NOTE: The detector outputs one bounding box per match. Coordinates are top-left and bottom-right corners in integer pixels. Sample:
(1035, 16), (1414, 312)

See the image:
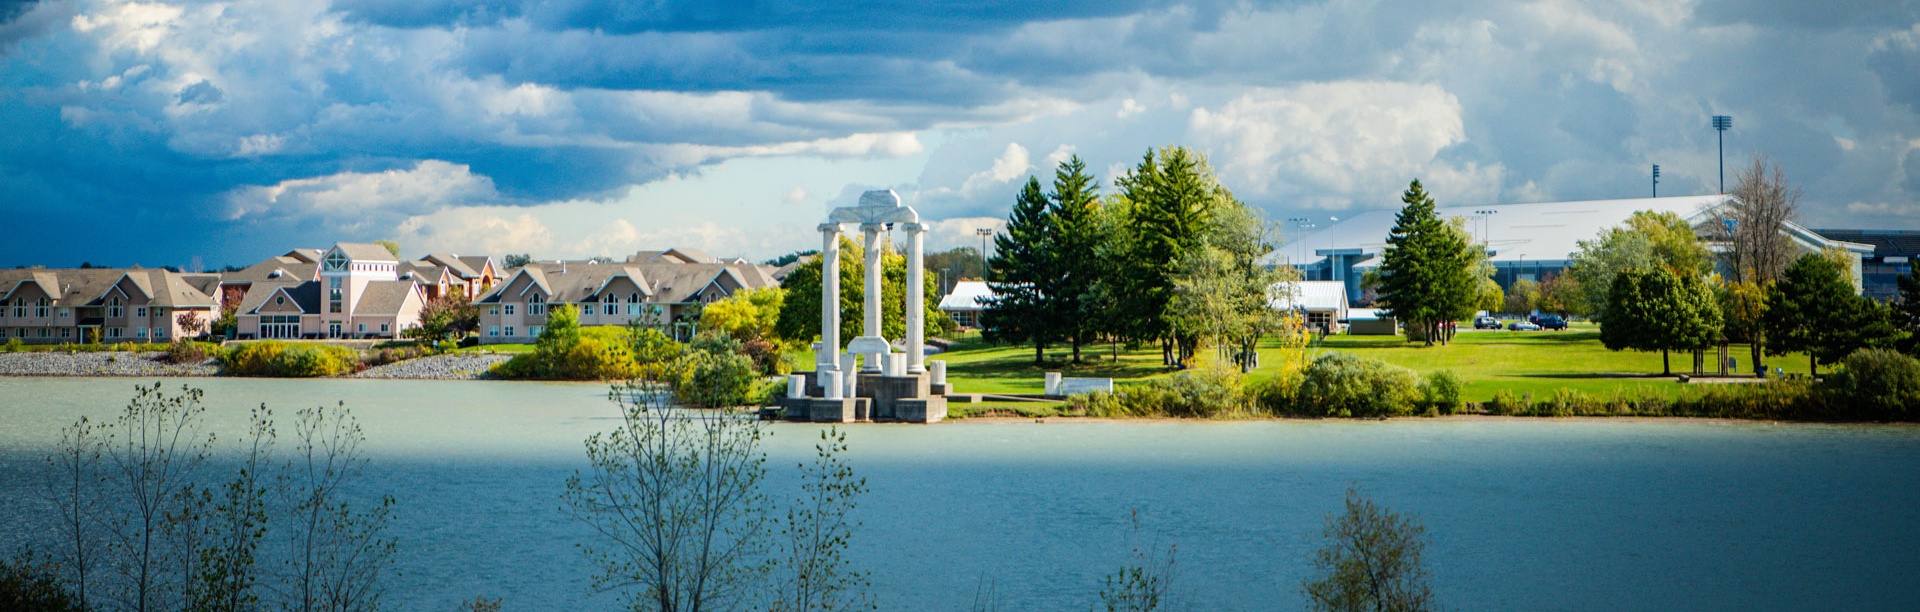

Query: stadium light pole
(1287, 217), (1315, 274)
(976, 227), (993, 277)
(1712, 115), (1732, 194)
(1652, 164), (1661, 197)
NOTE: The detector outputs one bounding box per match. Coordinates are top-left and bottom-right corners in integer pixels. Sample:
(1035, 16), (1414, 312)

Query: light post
(1712, 115), (1732, 194)
(1328, 216), (1340, 288)
(976, 227), (993, 278)
(1652, 164), (1661, 197)
(1287, 217), (1315, 275)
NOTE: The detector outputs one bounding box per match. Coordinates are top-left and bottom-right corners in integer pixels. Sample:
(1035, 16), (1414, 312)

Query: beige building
(476, 254), (780, 344)
(0, 268), (220, 344)
(232, 243), (428, 340)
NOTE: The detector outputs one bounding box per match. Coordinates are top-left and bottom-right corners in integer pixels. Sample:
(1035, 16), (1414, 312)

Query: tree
(1601, 267), (1724, 375)
(0, 551), (79, 612)
(1048, 155), (1103, 363)
(176, 311), (206, 342)
(408, 293), (479, 345)
(565, 380), (771, 612)
(1301, 486), (1435, 612)
(1169, 201), (1292, 372)
(1765, 253), (1892, 376)
(1630, 211), (1713, 277)
(282, 402), (398, 612)
(100, 383), (214, 611)
(1503, 278), (1541, 315)
(1094, 512), (1178, 612)
(769, 428), (871, 612)
(701, 287), (786, 345)
(1373, 180), (1479, 346)
(1896, 268), (1920, 355)
(44, 418), (101, 610)
(502, 254), (534, 269)
(191, 406), (274, 612)
(923, 247), (984, 290)
(985, 177), (1059, 363)
(373, 240), (401, 259)
(1565, 222), (1657, 320)
(1721, 155), (1801, 284)
(1114, 146), (1236, 365)
(1719, 280), (1770, 375)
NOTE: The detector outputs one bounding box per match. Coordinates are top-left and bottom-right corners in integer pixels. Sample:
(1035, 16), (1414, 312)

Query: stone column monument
(779, 189), (947, 423)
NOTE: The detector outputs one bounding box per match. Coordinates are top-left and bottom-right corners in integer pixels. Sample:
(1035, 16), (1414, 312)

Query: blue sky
(2, 0), (1918, 268)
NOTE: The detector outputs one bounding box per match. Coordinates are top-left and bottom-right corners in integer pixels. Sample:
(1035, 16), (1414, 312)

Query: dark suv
(1536, 315), (1568, 330)
(1473, 316), (1501, 329)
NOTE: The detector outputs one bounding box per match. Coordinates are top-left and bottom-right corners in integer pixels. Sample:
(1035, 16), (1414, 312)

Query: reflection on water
(3, 377), (1919, 610)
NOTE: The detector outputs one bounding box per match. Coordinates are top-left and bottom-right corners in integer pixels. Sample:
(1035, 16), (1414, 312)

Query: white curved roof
(1276, 195), (1732, 267)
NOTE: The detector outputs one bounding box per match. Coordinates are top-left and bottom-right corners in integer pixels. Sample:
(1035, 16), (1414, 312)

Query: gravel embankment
(0, 351), (220, 377)
(352, 353), (512, 380)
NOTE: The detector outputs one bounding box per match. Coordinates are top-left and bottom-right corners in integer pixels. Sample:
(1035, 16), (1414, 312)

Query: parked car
(1474, 316), (1501, 329)
(1537, 315), (1568, 330)
(1508, 321), (1542, 331)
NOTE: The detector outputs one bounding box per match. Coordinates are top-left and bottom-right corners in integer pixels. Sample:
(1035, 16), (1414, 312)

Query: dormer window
(324, 251), (348, 272)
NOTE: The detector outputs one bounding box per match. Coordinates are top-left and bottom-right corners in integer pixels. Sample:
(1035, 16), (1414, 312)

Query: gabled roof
(1279, 195), (1733, 267)
(283, 249), (324, 264)
(236, 280), (319, 315)
(222, 255), (316, 284)
(938, 281), (995, 311)
(626, 247), (720, 265)
(0, 268), (215, 308)
(398, 261), (450, 283)
(331, 242), (398, 262)
(1269, 281), (1349, 312)
(478, 264), (657, 304)
(421, 254), (482, 279)
(352, 281), (420, 316)
(455, 255), (495, 277)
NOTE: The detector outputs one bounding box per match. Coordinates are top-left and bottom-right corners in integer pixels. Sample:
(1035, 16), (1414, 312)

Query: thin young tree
(281, 402), (398, 612)
(44, 417), (102, 611)
(770, 428), (872, 612)
(99, 382), (214, 612)
(1094, 511), (1179, 612)
(1301, 486), (1435, 612)
(564, 380), (772, 612)
(192, 405), (275, 612)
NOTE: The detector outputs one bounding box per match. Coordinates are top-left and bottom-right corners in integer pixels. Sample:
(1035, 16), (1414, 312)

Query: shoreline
(0, 351), (510, 381)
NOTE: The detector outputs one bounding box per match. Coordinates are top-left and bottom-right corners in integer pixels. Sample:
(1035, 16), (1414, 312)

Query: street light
(976, 227), (994, 277)
(1652, 164), (1661, 197)
(1328, 217), (1341, 287)
(1472, 209), (1498, 245)
(1712, 115), (1733, 194)
(1287, 217), (1315, 274)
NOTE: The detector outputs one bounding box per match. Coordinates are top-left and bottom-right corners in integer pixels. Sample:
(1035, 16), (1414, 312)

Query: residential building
(476, 255), (780, 344)
(413, 254), (501, 300)
(232, 243), (427, 339)
(217, 249), (320, 313)
(0, 268), (220, 344)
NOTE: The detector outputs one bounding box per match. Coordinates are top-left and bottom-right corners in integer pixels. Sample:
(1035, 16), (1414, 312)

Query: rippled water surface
(4, 377), (1919, 610)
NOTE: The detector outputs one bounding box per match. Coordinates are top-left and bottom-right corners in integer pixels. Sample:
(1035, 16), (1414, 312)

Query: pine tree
(1766, 253), (1889, 376)
(1374, 180), (1477, 346)
(986, 177), (1058, 363)
(1117, 147), (1222, 365)
(1896, 269), (1920, 355)
(1047, 155), (1102, 364)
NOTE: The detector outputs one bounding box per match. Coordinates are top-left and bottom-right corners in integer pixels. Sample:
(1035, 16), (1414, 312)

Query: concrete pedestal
(895, 397), (948, 423)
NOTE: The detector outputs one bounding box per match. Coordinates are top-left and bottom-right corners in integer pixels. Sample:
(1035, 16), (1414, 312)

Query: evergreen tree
(1897, 269), (1920, 355)
(985, 177), (1058, 363)
(1374, 180), (1478, 346)
(1047, 155), (1102, 364)
(1765, 253), (1890, 376)
(1116, 147), (1226, 365)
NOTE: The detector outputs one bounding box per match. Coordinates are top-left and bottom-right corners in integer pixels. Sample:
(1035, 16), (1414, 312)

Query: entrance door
(328, 322), (341, 338)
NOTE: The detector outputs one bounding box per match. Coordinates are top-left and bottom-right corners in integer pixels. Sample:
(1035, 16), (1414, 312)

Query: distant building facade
(232, 243), (428, 340)
(0, 268), (220, 344)
(475, 253), (780, 344)
(1810, 229), (1920, 302)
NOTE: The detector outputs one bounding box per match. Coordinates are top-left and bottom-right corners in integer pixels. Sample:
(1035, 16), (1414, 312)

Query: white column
(861, 223), (884, 372)
(905, 222), (927, 374)
(818, 224), (841, 388)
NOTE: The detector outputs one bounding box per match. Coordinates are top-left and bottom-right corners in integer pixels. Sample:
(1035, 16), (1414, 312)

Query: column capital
(859, 222), (886, 233)
(818, 222), (843, 234)
(900, 222), (930, 233)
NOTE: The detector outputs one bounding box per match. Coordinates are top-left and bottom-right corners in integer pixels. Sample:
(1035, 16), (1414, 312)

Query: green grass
(919, 327), (1825, 403)
(452, 343), (536, 354)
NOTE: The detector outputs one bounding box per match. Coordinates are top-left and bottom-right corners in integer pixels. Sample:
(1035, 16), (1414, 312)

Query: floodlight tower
(1287, 217), (1314, 273)
(1712, 115), (1732, 193)
(976, 227), (993, 275)
(1652, 164), (1661, 197)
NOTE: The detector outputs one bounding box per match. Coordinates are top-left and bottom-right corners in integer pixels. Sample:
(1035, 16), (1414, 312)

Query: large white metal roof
(1268, 280), (1349, 312)
(1276, 195), (1733, 267)
(937, 280), (995, 312)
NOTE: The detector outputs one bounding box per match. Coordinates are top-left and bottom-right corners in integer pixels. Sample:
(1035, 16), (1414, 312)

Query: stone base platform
(893, 397), (948, 423)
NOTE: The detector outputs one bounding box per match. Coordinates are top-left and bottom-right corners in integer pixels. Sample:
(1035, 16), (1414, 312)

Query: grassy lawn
(914, 325), (1823, 403)
(452, 343), (536, 354)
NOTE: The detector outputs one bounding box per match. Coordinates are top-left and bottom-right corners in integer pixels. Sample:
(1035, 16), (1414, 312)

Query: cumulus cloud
(395, 206), (555, 256)
(224, 160), (499, 222)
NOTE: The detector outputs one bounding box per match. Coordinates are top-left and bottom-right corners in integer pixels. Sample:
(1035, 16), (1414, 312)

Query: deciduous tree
(1765, 253), (1892, 376)
(1721, 155), (1801, 284)
(1301, 486), (1435, 612)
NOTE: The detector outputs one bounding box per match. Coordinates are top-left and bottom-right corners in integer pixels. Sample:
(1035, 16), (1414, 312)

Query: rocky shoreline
(0, 351), (512, 380)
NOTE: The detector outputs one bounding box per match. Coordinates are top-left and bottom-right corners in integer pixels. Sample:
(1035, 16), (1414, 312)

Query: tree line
(984, 147), (1296, 371)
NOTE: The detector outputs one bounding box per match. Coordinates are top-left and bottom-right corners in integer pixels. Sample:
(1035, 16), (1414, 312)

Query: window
(488, 326), (499, 337)
(329, 278), (343, 314)
(604, 302), (615, 316)
(108, 328), (121, 339)
(529, 294), (546, 316)
(529, 325), (543, 337)
(629, 292), (642, 315)
(503, 304), (515, 315)
(324, 251), (348, 271)
(357, 323), (366, 333)
(136, 327), (147, 338)
(108, 298), (122, 318)
(9, 301), (19, 318)
(39, 328), (49, 338)
(58, 309), (68, 318)
(60, 328), (70, 338)
(380, 323), (389, 333)
(36, 298), (50, 318)
(136, 307), (147, 318)
(276, 295), (285, 305)
(154, 327), (166, 338)
(489, 306), (499, 315)
(504, 326), (515, 337)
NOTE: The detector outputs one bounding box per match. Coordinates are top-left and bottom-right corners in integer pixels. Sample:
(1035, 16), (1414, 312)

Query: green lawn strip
(452, 343), (536, 354)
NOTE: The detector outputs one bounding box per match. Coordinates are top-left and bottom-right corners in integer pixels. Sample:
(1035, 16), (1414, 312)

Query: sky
(2, 0), (1918, 269)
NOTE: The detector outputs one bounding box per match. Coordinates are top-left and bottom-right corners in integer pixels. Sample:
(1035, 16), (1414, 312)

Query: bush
(220, 341), (358, 377)
(1418, 371), (1464, 415)
(1823, 348), (1920, 420)
(164, 340), (217, 364)
(671, 347), (761, 408)
(3, 338), (23, 352)
(362, 344), (429, 368)
(1249, 369), (1305, 415)
(1295, 353), (1420, 418)
(1066, 369), (1252, 418)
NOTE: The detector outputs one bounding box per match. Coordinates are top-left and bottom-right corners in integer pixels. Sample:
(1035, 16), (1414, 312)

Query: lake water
(3, 377), (1919, 610)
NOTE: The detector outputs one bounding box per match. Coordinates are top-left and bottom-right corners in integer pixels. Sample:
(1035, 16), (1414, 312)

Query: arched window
(107, 297), (122, 318)
(628, 292), (641, 315)
(528, 293), (546, 316)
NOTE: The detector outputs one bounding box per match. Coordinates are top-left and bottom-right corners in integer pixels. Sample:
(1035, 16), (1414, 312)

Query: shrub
(164, 341), (216, 364)
(1418, 371), (1465, 415)
(219, 341), (357, 377)
(671, 347), (761, 408)
(1249, 369), (1305, 415)
(1824, 348), (1920, 420)
(1295, 353), (1420, 418)
(1067, 369), (1253, 418)
(3, 338), (23, 352)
